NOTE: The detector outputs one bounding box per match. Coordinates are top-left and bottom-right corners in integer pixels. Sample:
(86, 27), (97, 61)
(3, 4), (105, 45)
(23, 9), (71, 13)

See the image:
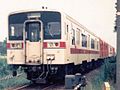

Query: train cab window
(9, 11), (61, 40)
(91, 38), (95, 49)
(26, 22), (40, 42)
(42, 12), (61, 40)
(9, 24), (23, 40)
(82, 34), (87, 47)
(44, 22), (61, 40)
(49, 22), (60, 36)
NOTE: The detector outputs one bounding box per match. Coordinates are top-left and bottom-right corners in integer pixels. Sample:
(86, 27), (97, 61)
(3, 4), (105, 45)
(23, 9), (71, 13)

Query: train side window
(67, 25), (69, 32)
(82, 34), (87, 47)
(66, 25), (69, 40)
(91, 38), (95, 49)
(72, 29), (75, 45)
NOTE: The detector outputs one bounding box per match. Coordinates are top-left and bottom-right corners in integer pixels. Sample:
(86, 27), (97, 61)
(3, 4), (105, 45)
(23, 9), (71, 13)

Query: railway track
(0, 73), (30, 90)
(8, 84), (30, 90)
(11, 67), (102, 90)
(0, 73), (23, 81)
(11, 83), (64, 90)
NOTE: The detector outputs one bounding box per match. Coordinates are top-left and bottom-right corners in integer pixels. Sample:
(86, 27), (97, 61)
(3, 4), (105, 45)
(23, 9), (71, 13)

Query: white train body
(7, 9), (115, 81)
(7, 10), (100, 65)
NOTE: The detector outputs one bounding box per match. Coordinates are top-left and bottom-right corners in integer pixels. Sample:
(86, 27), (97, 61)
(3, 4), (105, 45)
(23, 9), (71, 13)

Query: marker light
(7, 43), (23, 49)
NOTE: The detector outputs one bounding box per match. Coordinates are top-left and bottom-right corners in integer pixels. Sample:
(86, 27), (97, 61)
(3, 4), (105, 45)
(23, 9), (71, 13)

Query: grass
(0, 58), (10, 78)
(0, 57), (30, 90)
(0, 74), (30, 90)
(91, 57), (116, 90)
(91, 65), (104, 90)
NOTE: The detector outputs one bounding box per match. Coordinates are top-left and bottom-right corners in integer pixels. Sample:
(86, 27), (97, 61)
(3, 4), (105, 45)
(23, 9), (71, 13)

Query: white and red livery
(7, 9), (115, 82)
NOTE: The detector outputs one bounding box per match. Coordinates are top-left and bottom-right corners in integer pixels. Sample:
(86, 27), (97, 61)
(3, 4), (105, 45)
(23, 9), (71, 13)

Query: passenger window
(82, 34), (87, 47)
(72, 29), (75, 45)
(66, 25), (69, 40)
(91, 38), (95, 49)
(67, 25), (69, 32)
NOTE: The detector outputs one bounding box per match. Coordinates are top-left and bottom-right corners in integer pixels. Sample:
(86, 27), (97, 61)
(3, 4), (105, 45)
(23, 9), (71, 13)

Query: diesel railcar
(7, 9), (115, 83)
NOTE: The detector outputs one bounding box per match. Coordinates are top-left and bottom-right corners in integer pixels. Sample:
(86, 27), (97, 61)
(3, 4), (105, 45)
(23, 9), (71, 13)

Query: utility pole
(116, 0), (120, 90)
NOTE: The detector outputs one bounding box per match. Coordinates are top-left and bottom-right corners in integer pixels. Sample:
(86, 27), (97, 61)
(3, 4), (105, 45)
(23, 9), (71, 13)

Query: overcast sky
(0, 0), (116, 48)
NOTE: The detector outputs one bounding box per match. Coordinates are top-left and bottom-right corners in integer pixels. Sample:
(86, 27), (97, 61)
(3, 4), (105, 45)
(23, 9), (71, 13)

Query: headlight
(47, 56), (51, 60)
(16, 43), (23, 48)
(46, 54), (55, 60)
(50, 56), (55, 60)
(7, 43), (23, 49)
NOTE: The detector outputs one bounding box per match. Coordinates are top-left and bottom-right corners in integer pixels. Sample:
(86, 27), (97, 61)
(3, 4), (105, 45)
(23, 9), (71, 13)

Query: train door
(24, 20), (43, 64)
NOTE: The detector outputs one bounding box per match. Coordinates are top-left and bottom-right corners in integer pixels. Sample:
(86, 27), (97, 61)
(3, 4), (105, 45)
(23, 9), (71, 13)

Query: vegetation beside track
(0, 57), (10, 78)
(0, 57), (30, 90)
(91, 57), (116, 90)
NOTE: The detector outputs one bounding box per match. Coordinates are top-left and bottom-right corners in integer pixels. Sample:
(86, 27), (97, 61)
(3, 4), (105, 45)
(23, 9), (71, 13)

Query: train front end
(7, 10), (66, 82)
(7, 12), (45, 65)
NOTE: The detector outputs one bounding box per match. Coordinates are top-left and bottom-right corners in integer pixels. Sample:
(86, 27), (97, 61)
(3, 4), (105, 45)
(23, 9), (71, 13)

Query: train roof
(8, 8), (61, 16)
(9, 9), (98, 38)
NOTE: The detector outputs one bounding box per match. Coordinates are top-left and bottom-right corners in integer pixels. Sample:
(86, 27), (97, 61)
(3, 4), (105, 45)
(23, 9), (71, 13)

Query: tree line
(0, 38), (7, 56)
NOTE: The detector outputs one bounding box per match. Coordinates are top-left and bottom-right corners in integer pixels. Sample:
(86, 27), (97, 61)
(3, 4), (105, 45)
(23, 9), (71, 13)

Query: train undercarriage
(10, 58), (104, 84)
